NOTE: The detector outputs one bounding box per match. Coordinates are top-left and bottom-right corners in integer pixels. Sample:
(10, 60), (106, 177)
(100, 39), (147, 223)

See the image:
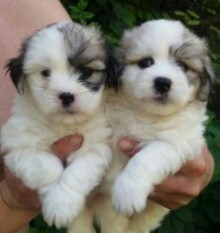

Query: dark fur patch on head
(68, 45), (89, 68)
(77, 54), (123, 92)
(198, 60), (215, 101)
(59, 23), (88, 54)
(170, 31), (215, 102)
(67, 43), (104, 70)
(170, 42), (203, 73)
(170, 42), (196, 60)
(105, 55), (122, 90)
(5, 37), (31, 94)
(59, 22), (109, 92)
(78, 69), (105, 92)
(6, 57), (24, 93)
(59, 23), (106, 65)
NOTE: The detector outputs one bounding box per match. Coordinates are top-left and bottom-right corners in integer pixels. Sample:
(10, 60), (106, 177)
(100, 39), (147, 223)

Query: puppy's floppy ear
(6, 55), (25, 94)
(198, 56), (215, 101)
(5, 35), (31, 94)
(105, 55), (123, 90)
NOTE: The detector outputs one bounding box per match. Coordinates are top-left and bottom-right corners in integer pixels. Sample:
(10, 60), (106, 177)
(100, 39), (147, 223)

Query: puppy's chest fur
(104, 90), (207, 181)
(1, 96), (110, 159)
(109, 92), (204, 136)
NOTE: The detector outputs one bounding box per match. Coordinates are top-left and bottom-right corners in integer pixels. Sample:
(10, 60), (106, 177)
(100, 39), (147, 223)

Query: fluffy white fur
(1, 19), (214, 233)
(68, 19), (214, 233)
(1, 22), (112, 228)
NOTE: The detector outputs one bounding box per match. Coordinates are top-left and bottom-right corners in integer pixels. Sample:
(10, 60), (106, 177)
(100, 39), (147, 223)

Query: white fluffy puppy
(95, 19), (215, 233)
(1, 22), (112, 228)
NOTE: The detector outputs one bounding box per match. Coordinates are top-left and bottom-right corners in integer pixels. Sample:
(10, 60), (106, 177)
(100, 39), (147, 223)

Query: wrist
(0, 181), (39, 233)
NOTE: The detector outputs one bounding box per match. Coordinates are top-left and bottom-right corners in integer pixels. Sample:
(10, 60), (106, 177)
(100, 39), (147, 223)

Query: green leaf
(187, 10), (200, 19)
(89, 22), (101, 28)
(209, 26), (220, 35)
(69, 6), (81, 14)
(77, 0), (87, 10)
(186, 19), (200, 26)
(123, 7), (136, 26)
(82, 12), (94, 19)
(30, 228), (38, 233)
(105, 34), (119, 46)
(206, 7), (216, 15)
(174, 11), (186, 16)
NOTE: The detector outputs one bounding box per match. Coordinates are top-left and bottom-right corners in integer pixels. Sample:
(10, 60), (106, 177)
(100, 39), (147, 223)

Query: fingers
(118, 138), (214, 210)
(179, 157), (207, 177)
(150, 144), (214, 210)
(154, 157), (207, 196)
(118, 137), (197, 210)
(3, 167), (41, 210)
(0, 134), (84, 211)
(149, 192), (193, 210)
(152, 175), (200, 196)
(176, 144), (214, 190)
(149, 175), (200, 210)
(52, 134), (83, 161)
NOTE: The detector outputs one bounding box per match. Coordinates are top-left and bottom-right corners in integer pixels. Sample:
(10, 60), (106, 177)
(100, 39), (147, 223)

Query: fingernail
(119, 140), (135, 152)
(69, 135), (82, 147)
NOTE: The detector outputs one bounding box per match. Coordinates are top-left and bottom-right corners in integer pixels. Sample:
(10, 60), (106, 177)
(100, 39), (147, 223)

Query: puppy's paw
(5, 151), (63, 190)
(112, 174), (150, 216)
(42, 186), (85, 228)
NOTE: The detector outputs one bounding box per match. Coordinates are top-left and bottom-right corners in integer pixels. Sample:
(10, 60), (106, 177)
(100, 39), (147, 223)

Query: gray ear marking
(198, 58), (215, 102)
(5, 34), (31, 94)
(6, 56), (25, 94)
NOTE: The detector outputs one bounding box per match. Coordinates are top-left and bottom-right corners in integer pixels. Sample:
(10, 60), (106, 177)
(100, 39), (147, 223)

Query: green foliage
(62, 0), (220, 78)
(30, 215), (66, 233)
(154, 180), (220, 233)
(69, 0), (94, 25)
(174, 10), (200, 25)
(205, 111), (220, 182)
(30, 0), (220, 232)
(154, 111), (220, 233)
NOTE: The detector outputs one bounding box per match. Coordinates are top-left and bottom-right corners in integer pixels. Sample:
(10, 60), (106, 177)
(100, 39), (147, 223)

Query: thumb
(178, 145), (209, 177)
(118, 137), (139, 157)
(52, 134), (83, 161)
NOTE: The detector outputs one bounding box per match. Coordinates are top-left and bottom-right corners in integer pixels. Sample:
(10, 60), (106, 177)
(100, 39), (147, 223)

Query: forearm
(0, 1), (71, 231)
(0, 181), (39, 233)
(0, 0), (71, 126)
(0, 0), (70, 58)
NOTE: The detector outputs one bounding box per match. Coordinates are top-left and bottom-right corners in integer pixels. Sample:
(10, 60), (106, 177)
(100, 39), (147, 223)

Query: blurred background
(31, 1), (220, 232)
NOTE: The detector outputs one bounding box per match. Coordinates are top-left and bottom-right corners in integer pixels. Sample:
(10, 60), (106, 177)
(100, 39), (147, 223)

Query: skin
(0, 135), (83, 233)
(0, 0), (214, 232)
(0, 1), (71, 232)
(0, 0), (71, 126)
(1, 136), (212, 213)
(118, 138), (214, 210)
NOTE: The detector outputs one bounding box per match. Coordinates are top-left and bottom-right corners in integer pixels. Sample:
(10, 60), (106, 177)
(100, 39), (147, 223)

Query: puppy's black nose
(59, 92), (75, 107)
(154, 77), (172, 94)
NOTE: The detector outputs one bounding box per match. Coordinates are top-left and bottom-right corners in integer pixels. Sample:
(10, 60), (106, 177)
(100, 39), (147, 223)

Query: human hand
(0, 134), (83, 211)
(118, 138), (214, 210)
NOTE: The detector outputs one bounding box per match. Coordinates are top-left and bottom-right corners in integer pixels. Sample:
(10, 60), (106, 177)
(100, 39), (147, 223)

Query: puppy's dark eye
(41, 69), (51, 77)
(80, 67), (94, 78)
(176, 60), (188, 72)
(137, 57), (154, 69)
